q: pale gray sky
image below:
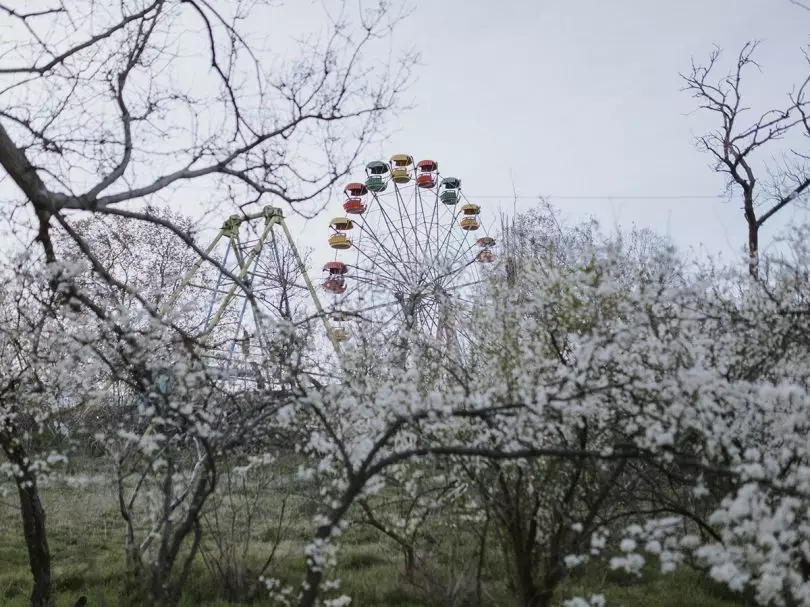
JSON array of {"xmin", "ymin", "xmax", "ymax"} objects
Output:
[
  {"xmin": 1, "ymin": 1, "xmax": 808, "ymax": 273},
  {"xmin": 289, "ymin": 0, "xmax": 810, "ymax": 267}
]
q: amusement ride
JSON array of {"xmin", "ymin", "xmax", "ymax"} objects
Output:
[
  {"xmin": 159, "ymin": 153, "xmax": 497, "ymax": 382},
  {"xmin": 320, "ymin": 154, "xmax": 496, "ymax": 356}
]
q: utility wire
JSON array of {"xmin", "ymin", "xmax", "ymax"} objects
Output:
[{"xmin": 467, "ymin": 194, "xmax": 725, "ymax": 200}]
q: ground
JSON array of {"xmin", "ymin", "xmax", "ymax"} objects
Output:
[{"xmin": 0, "ymin": 458, "xmax": 752, "ymax": 607}]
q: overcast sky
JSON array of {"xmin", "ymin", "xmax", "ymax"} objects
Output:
[
  {"xmin": 287, "ymin": 0, "xmax": 810, "ymax": 268},
  {"xmin": 1, "ymin": 1, "xmax": 808, "ymax": 274}
]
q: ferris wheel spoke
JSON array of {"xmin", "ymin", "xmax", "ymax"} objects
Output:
[
  {"xmin": 371, "ymin": 188, "xmax": 414, "ymax": 269},
  {"xmin": 348, "ymin": 270, "xmax": 403, "ymax": 295},
  {"xmin": 431, "ymin": 243, "xmax": 477, "ymax": 289},
  {"xmin": 428, "ymin": 200, "xmax": 467, "ymax": 282},
  {"xmin": 466, "ymin": 254, "xmax": 485, "ymax": 295},
  {"xmin": 366, "ymin": 190, "xmax": 418, "ymax": 283},
  {"xmin": 417, "ymin": 303, "xmax": 440, "ymax": 342},
  {"xmin": 414, "ymin": 185, "xmax": 440, "ymax": 272},
  {"xmin": 413, "ymin": 182, "xmax": 432, "ymax": 263},
  {"xmin": 349, "ymin": 212, "xmax": 385, "ymax": 296},
  {"xmin": 392, "ymin": 183, "xmax": 423, "ymax": 269},
  {"xmin": 360, "ymin": 201, "xmax": 401, "ymax": 264},
  {"xmin": 441, "ymin": 278, "xmax": 485, "ymax": 297},
  {"xmin": 399, "ymin": 260, "xmax": 481, "ymax": 307},
  {"xmin": 352, "ymin": 221, "xmax": 412, "ymax": 287},
  {"xmin": 350, "ymin": 258, "xmax": 411, "ymax": 308},
  {"xmin": 436, "ymin": 193, "xmax": 467, "ymax": 251},
  {"xmin": 350, "ymin": 265, "xmax": 403, "ymax": 286},
  {"xmin": 355, "ymin": 212, "xmax": 409, "ymax": 272},
  {"xmin": 351, "ymin": 296, "xmax": 409, "ymax": 317},
  {"xmin": 426, "ymin": 183, "xmax": 442, "ymax": 266},
  {"xmin": 441, "ymin": 229, "xmax": 482, "ymax": 285}
]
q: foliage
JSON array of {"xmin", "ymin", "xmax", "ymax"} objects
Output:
[
  {"xmin": 9, "ymin": 193, "xmax": 810, "ymax": 605},
  {"xmin": 2, "ymin": 3, "xmax": 810, "ymax": 607}
]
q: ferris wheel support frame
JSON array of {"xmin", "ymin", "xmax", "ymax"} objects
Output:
[
  {"xmin": 160, "ymin": 205, "xmax": 342, "ymax": 356},
  {"xmin": 121, "ymin": 205, "xmax": 337, "ymax": 447}
]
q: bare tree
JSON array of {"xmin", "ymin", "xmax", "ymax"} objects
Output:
[
  {"xmin": 251, "ymin": 235, "xmax": 313, "ymax": 323},
  {"xmin": 0, "ymin": 270, "xmax": 55, "ymax": 607},
  {"xmin": 682, "ymin": 41, "xmax": 810, "ymax": 277},
  {"xmin": 53, "ymin": 209, "xmax": 206, "ymax": 311},
  {"xmin": 0, "ymin": 257, "xmax": 95, "ymax": 607},
  {"xmin": 0, "ymin": 0, "xmax": 411, "ymax": 257},
  {"xmin": 0, "ymin": 2, "xmax": 411, "ymax": 604}
]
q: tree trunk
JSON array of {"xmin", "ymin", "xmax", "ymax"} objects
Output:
[
  {"xmin": 515, "ymin": 566, "xmax": 543, "ymax": 607},
  {"xmin": 497, "ymin": 477, "xmax": 545, "ymax": 607},
  {"xmin": 19, "ymin": 479, "xmax": 52, "ymax": 607},
  {"xmin": 0, "ymin": 427, "xmax": 52, "ymax": 607},
  {"xmin": 743, "ymin": 189, "xmax": 759, "ymax": 279},
  {"xmin": 403, "ymin": 545, "xmax": 415, "ymax": 580}
]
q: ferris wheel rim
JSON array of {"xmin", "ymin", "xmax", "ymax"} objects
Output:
[{"xmin": 321, "ymin": 154, "xmax": 496, "ymax": 346}]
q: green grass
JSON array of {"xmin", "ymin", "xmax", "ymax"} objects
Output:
[
  {"xmin": 560, "ymin": 564, "xmax": 753, "ymax": 607},
  {"xmin": 0, "ymin": 475, "xmax": 751, "ymax": 607}
]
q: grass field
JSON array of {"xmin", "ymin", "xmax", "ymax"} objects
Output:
[{"xmin": 0, "ymin": 460, "xmax": 752, "ymax": 607}]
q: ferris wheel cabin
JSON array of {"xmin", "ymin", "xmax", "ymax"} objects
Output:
[
  {"xmin": 328, "ymin": 216, "xmax": 354, "ymax": 249},
  {"xmin": 323, "ymin": 261, "xmax": 348, "ymax": 275},
  {"xmin": 476, "ymin": 236, "xmax": 495, "ymax": 263},
  {"xmin": 328, "ymin": 234, "xmax": 351, "ymax": 249},
  {"xmin": 439, "ymin": 177, "xmax": 461, "ymax": 205},
  {"xmin": 416, "ymin": 159, "xmax": 438, "ymax": 189},
  {"xmin": 460, "ymin": 203, "xmax": 481, "ymax": 231},
  {"xmin": 322, "ymin": 275, "xmax": 346, "ymax": 294},
  {"xmin": 344, "ymin": 198, "xmax": 366, "ymax": 215},
  {"xmin": 389, "ymin": 154, "xmax": 413, "ymax": 184},
  {"xmin": 331, "ymin": 327, "xmax": 350, "ymax": 342},
  {"xmin": 330, "ymin": 216, "xmax": 354, "ymax": 231},
  {"xmin": 343, "ymin": 182, "xmax": 368, "ymax": 215},
  {"xmin": 365, "ymin": 161, "xmax": 389, "ymax": 192},
  {"xmin": 345, "ymin": 183, "xmax": 368, "ymax": 197},
  {"xmin": 322, "ymin": 261, "xmax": 348, "ymax": 294}
]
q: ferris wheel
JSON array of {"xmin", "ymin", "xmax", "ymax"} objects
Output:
[{"xmin": 320, "ymin": 154, "xmax": 496, "ymax": 355}]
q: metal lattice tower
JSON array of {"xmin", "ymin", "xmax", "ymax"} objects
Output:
[{"xmin": 160, "ymin": 206, "xmax": 340, "ymax": 387}]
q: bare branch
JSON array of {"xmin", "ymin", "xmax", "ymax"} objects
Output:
[
  {"xmin": 683, "ymin": 40, "xmax": 810, "ymax": 277},
  {"xmin": 0, "ymin": 2, "xmax": 163, "ymax": 75}
]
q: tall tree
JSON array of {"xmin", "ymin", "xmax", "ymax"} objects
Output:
[
  {"xmin": 683, "ymin": 41, "xmax": 810, "ymax": 278},
  {"xmin": 0, "ymin": 2, "xmax": 411, "ymax": 604}
]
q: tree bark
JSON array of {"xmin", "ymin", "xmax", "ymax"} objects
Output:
[
  {"xmin": 0, "ymin": 426, "xmax": 52, "ymax": 607},
  {"xmin": 496, "ymin": 474, "xmax": 546, "ymax": 607},
  {"xmin": 743, "ymin": 189, "xmax": 759, "ymax": 279},
  {"xmin": 19, "ymin": 477, "xmax": 52, "ymax": 607}
]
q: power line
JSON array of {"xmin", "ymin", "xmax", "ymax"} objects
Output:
[{"xmin": 467, "ymin": 194, "xmax": 725, "ymax": 200}]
